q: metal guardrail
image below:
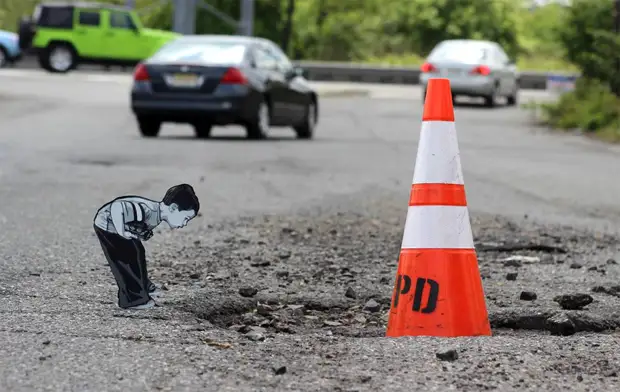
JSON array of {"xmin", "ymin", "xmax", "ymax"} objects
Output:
[
  {"xmin": 11, "ymin": 55, "xmax": 578, "ymax": 91},
  {"xmin": 292, "ymin": 61, "xmax": 580, "ymax": 91}
]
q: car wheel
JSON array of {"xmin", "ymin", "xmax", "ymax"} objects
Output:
[
  {"xmin": 193, "ymin": 122, "xmax": 213, "ymax": 139},
  {"xmin": 294, "ymin": 101, "xmax": 317, "ymax": 139},
  {"xmin": 246, "ymin": 100, "xmax": 269, "ymax": 140},
  {"xmin": 0, "ymin": 47, "xmax": 7, "ymax": 68},
  {"xmin": 137, "ymin": 117, "xmax": 161, "ymax": 138},
  {"xmin": 41, "ymin": 43, "xmax": 77, "ymax": 73},
  {"xmin": 506, "ymin": 88, "xmax": 518, "ymax": 106},
  {"xmin": 483, "ymin": 87, "xmax": 498, "ymax": 108}
]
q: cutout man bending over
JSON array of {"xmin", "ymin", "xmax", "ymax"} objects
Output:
[{"xmin": 93, "ymin": 184, "xmax": 200, "ymax": 310}]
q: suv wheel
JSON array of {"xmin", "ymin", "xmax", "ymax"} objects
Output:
[
  {"xmin": 137, "ymin": 117, "xmax": 161, "ymax": 138},
  {"xmin": 41, "ymin": 43, "xmax": 76, "ymax": 73},
  {"xmin": 246, "ymin": 100, "xmax": 269, "ymax": 140}
]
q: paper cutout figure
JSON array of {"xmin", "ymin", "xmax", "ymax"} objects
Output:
[{"xmin": 93, "ymin": 184, "xmax": 200, "ymax": 310}]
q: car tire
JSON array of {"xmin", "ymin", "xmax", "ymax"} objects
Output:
[
  {"xmin": 0, "ymin": 46, "xmax": 7, "ymax": 68},
  {"xmin": 246, "ymin": 99, "xmax": 270, "ymax": 140},
  {"xmin": 294, "ymin": 100, "xmax": 317, "ymax": 139},
  {"xmin": 18, "ymin": 17, "xmax": 35, "ymax": 50},
  {"xmin": 40, "ymin": 43, "xmax": 77, "ymax": 73},
  {"xmin": 193, "ymin": 122, "xmax": 213, "ymax": 139},
  {"xmin": 483, "ymin": 88, "xmax": 498, "ymax": 108},
  {"xmin": 137, "ymin": 117, "xmax": 161, "ymax": 138},
  {"xmin": 506, "ymin": 89, "xmax": 518, "ymax": 106}
]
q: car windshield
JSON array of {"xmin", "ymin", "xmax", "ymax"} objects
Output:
[
  {"xmin": 428, "ymin": 42, "xmax": 490, "ymax": 63},
  {"xmin": 151, "ymin": 40, "xmax": 247, "ymax": 65}
]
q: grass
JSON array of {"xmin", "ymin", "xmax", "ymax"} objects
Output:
[{"xmin": 525, "ymin": 79, "xmax": 620, "ymax": 143}]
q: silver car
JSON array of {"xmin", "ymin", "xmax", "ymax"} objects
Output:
[{"xmin": 419, "ymin": 39, "xmax": 519, "ymax": 107}]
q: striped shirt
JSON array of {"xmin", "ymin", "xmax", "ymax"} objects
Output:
[{"xmin": 94, "ymin": 196, "xmax": 161, "ymax": 236}]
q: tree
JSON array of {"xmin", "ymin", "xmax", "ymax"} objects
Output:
[{"xmin": 559, "ymin": 0, "xmax": 620, "ymax": 95}]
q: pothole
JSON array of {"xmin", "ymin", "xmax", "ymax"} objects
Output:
[{"xmin": 181, "ymin": 291, "xmax": 389, "ymax": 339}]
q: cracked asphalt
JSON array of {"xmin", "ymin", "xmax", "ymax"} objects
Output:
[{"xmin": 1, "ymin": 69, "xmax": 620, "ymax": 392}]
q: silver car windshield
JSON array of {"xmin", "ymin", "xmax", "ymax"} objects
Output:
[
  {"xmin": 151, "ymin": 40, "xmax": 247, "ymax": 65},
  {"xmin": 428, "ymin": 42, "xmax": 491, "ymax": 63}
]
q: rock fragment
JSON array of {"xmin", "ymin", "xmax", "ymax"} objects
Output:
[
  {"xmin": 436, "ymin": 348, "xmax": 458, "ymax": 361},
  {"xmin": 546, "ymin": 313, "xmax": 576, "ymax": 336},
  {"xmin": 363, "ymin": 299, "xmax": 381, "ymax": 313},
  {"xmin": 273, "ymin": 366, "xmax": 287, "ymax": 375},
  {"xmin": 553, "ymin": 293, "xmax": 593, "ymax": 310},
  {"xmin": 520, "ymin": 291, "xmax": 537, "ymax": 301},
  {"xmin": 506, "ymin": 272, "xmax": 518, "ymax": 281},
  {"xmin": 239, "ymin": 287, "xmax": 258, "ymax": 298}
]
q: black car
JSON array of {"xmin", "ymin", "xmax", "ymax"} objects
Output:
[{"xmin": 130, "ymin": 35, "xmax": 319, "ymax": 140}]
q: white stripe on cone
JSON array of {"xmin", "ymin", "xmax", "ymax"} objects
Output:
[
  {"xmin": 401, "ymin": 206, "xmax": 475, "ymax": 249},
  {"xmin": 412, "ymin": 121, "xmax": 464, "ymax": 185}
]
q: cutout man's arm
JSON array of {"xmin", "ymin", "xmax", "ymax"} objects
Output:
[{"xmin": 110, "ymin": 201, "xmax": 137, "ymax": 240}]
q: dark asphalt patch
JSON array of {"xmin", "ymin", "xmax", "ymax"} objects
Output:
[{"xmin": 147, "ymin": 203, "xmax": 620, "ymax": 341}]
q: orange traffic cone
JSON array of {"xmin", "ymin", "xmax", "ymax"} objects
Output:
[{"xmin": 386, "ymin": 79, "xmax": 491, "ymax": 338}]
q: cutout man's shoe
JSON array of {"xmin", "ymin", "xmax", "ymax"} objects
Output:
[{"xmin": 125, "ymin": 299, "xmax": 156, "ymax": 310}]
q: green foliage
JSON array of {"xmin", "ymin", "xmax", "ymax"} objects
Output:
[
  {"xmin": 0, "ymin": 0, "xmax": 574, "ymax": 70},
  {"xmin": 539, "ymin": 78, "xmax": 620, "ymax": 141},
  {"xmin": 558, "ymin": 0, "xmax": 620, "ymax": 93},
  {"xmin": 538, "ymin": 0, "xmax": 620, "ymax": 140}
]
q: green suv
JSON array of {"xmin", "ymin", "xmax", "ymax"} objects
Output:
[{"xmin": 18, "ymin": 2, "xmax": 180, "ymax": 73}]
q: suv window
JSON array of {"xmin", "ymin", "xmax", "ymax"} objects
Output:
[
  {"xmin": 110, "ymin": 11, "xmax": 135, "ymax": 29},
  {"xmin": 78, "ymin": 11, "xmax": 101, "ymax": 27},
  {"xmin": 36, "ymin": 6, "xmax": 74, "ymax": 29}
]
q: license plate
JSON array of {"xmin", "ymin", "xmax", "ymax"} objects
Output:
[
  {"xmin": 165, "ymin": 73, "xmax": 203, "ymax": 88},
  {"xmin": 441, "ymin": 68, "xmax": 462, "ymax": 76}
]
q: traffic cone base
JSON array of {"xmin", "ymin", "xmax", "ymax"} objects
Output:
[
  {"xmin": 386, "ymin": 78, "xmax": 491, "ymax": 338},
  {"xmin": 386, "ymin": 249, "xmax": 491, "ymax": 337}
]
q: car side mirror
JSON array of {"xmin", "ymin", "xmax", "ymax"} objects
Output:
[{"xmin": 287, "ymin": 66, "xmax": 304, "ymax": 79}]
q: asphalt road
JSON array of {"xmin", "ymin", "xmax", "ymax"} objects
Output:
[{"xmin": 0, "ymin": 69, "xmax": 619, "ymax": 392}]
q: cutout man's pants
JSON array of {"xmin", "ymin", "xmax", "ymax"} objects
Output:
[{"xmin": 94, "ymin": 225, "xmax": 154, "ymax": 308}]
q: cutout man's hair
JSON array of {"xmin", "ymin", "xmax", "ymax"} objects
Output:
[{"xmin": 162, "ymin": 184, "xmax": 200, "ymax": 213}]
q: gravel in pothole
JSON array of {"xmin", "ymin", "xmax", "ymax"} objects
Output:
[{"xmin": 146, "ymin": 208, "xmax": 620, "ymax": 340}]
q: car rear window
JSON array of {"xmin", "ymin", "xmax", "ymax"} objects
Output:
[
  {"xmin": 428, "ymin": 42, "xmax": 490, "ymax": 63},
  {"xmin": 151, "ymin": 41, "xmax": 247, "ymax": 65}
]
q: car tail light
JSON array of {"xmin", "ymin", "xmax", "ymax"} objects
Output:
[
  {"xmin": 470, "ymin": 65, "xmax": 491, "ymax": 76},
  {"xmin": 220, "ymin": 67, "xmax": 248, "ymax": 85},
  {"xmin": 133, "ymin": 63, "xmax": 150, "ymax": 81},
  {"xmin": 420, "ymin": 62, "xmax": 437, "ymax": 73}
]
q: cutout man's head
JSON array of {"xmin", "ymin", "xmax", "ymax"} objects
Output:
[{"xmin": 160, "ymin": 184, "xmax": 200, "ymax": 229}]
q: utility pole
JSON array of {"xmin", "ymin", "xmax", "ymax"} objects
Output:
[
  {"xmin": 239, "ymin": 0, "xmax": 255, "ymax": 36},
  {"xmin": 173, "ymin": 0, "xmax": 197, "ymax": 35}
]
